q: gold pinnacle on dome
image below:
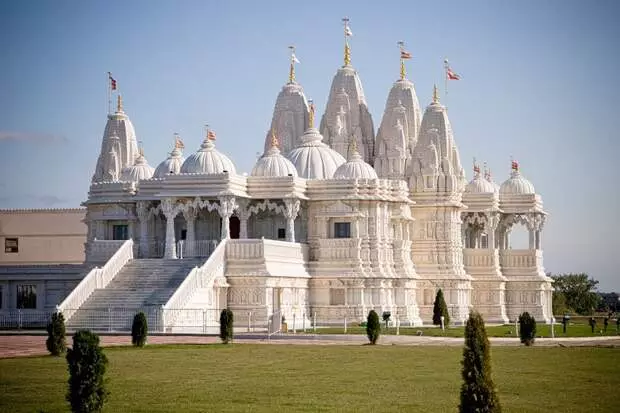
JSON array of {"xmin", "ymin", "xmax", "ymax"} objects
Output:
[
  {"xmin": 351, "ymin": 138, "xmax": 358, "ymax": 153},
  {"xmin": 288, "ymin": 45, "xmax": 296, "ymax": 83},
  {"xmin": 398, "ymin": 41, "xmax": 406, "ymax": 80},
  {"xmin": 343, "ymin": 17, "xmax": 351, "ymax": 66},
  {"xmin": 308, "ymin": 99, "xmax": 315, "ymax": 129},
  {"xmin": 432, "ymin": 84, "xmax": 440, "ymax": 103},
  {"xmin": 117, "ymin": 94, "xmax": 123, "ymax": 112},
  {"xmin": 174, "ymin": 133, "xmax": 184, "ymax": 149},
  {"xmin": 270, "ymin": 129, "xmax": 279, "ymax": 148}
]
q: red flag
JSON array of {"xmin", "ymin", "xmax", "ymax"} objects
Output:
[
  {"xmin": 447, "ymin": 68, "xmax": 460, "ymax": 80},
  {"xmin": 400, "ymin": 50, "xmax": 412, "ymax": 59},
  {"xmin": 511, "ymin": 160, "xmax": 519, "ymax": 171},
  {"xmin": 207, "ymin": 130, "xmax": 216, "ymax": 140},
  {"xmin": 108, "ymin": 73, "xmax": 117, "ymax": 90}
]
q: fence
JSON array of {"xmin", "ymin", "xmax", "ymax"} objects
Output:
[
  {"xmin": 138, "ymin": 240, "xmax": 219, "ymax": 259},
  {"xmin": 0, "ymin": 310, "xmax": 55, "ymax": 330}
]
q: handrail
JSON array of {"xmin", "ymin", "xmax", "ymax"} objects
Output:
[
  {"xmin": 58, "ymin": 239, "xmax": 134, "ymax": 321},
  {"xmin": 162, "ymin": 240, "xmax": 227, "ymax": 329}
]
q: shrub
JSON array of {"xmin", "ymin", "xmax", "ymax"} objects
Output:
[
  {"xmin": 219, "ymin": 309, "xmax": 234, "ymax": 344},
  {"xmin": 382, "ymin": 311, "xmax": 391, "ymax": 329},
  {"xmin": 518, "ymin": 312, "xmax": 537, "ymax": 346},
  {"xmin": 66, "ymin": 330, "xmax": 108, "ymax": 413},
  {"xmin": 432, "ymin": 289, "xmax": 450, "ymax": 326},
  {"xmin": 366, "ymin": 310, "xmax": 381, "ymax": 345},
  {"xmin": 459, "ymin": 311, "xmax": 501, "ymax": 413},
  {"xmin": 46, "ymin": 311, "xmax": 66, "ymax": 356},
  {"xmin": 131, "ymin": 312, "xmax": 148, "ymax": 347}
]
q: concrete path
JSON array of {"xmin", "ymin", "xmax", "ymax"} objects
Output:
[{"xmin": 1, "ymin": 333, "xmax": 618, "ymax": 359}]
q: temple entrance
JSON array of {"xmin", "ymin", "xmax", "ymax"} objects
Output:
[{"xmin": 229, "ymin": 216, "xmax": 240, "ymax": 239}]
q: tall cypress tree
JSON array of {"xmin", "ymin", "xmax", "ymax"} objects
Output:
[
  {"xmin": 66, "ymin": 330, "xmax": 108, "ymax": 413},
  {"xmin": 432, "ymin": 289, "xmax": 450, "ymax": 326},
  {"xmin": 459, "ymin": 311, "xmax": 501, "ymax": 413}
]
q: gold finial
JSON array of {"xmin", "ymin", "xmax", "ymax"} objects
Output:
[
  {"xmin": 288, "ymin": 45, "xmax": 299, "ymax": 84},
  {"xmin": 308, "ymin": 99, "xmax": 315, "ymax": 129},
  {"xmin": 343, "ymin": 17, "xmax": 352, "ymax": 66},
  {"xmin": 398, "ymin": 41, "xmax": 408, "ymax": 80},
  {"xmin": 432, "ymin": 84, "xmax": 440, "ymax": 103},
  {"xmin": 270, "ymin": 129, "xmax": 279, "ymax": 148},
  {"xmin": 351, "ymin": 138, "xmax": 358, "ymax": 154},
  {"xmin": 117, "ymin": 94, "xmax": 123, "ymax": 112},
  {"xmin": 174, "ymin": 133, "xmax": 185, "ymax": 149}
]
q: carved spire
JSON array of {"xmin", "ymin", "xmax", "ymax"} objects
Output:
[{"xmin": 343, "ymin": 17, "xmax": 352, "ymax": 67}]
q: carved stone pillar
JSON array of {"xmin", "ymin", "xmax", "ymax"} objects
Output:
[
  {"xmin": 183, "ymin": 207, "xmax": 197, "ymax": 257},
  {"xmin": 236, "ymin": 198, "xmax": 251, "ymax": 239},
  {"xmin": 283, "ymin": 198, "xmax": 300, "ymax": 242},
  {"xmin": 161, "ymin": 198, "xmax": 178, "ymax": 259},
  {"xmin": 137, "ymin": 201, "xmax": 150, "ymax": 257},
  {"xmin": 487, "ymin": 213, "xmax": 499, "ymax": 250},
  {"xmin": 218, "ymin": 195, "xmax": 237, "ymax": 240}
]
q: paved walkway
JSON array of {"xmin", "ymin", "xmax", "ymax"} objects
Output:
[{"xmin": 1, "ymin": 333, "xmax": 618, "ymax": 359}]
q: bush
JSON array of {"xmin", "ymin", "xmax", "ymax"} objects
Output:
[
  {"xmin": 46, "ymin": 311, "xmax": 66, "ymax": 356},
  {"xmin": 66, "ymin": 330, "xmax": 108, "ymax": 413},
  {"xmin": 366, "ymin": 310, "xmax": 381, "ymax": 345},
  {"xmin": 131, "ymin": 312, "xmax": 148, "ymax": 347},
  {"xmin": 219, "ymin": 309, "xmax": 234, "ymax": 344},
  {"xmin": 432, "ymin": 289, "xmax": 450, "ymax": 326},
  {"xmin": 382, "ymin": 311, "xmax": 391, "ymax": 329},
  {"xmin": 459, "ymin": 311, "xmax": 501, "ymax": 413},
  {"xmin": 518, "ymin": 312, "xmax": 537, "ymax": 346}
]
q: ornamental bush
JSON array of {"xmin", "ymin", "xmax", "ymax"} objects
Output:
[
  {"xmin": 219, "ymin": 309, "xmax": 234, "ymax": 344},
  {"xmin": 432, "ymin": 289, "xmax": 450, "ymax": 326},
  {"xmin": 131, "ymin": 312, "xmax": 148, "ymax": 347},
  {"xmin": 518, "ymin": 312, "xmax": 537, "ymax": 346},
  {"xmin": 366, "ymin": 310, "xmax": 380, "ymax": 345},
  {"xmin": 459, "ymin": 311, "xmax": 502, "ymax": 413},
  {"xmin": 66, "ymin": 330, "xmax": 108, "ymax": 413},
  {"xmin": 46, "ymin": 311, "xmax": 66, "ymax": 356}
]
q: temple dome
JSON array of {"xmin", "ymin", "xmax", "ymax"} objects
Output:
[
  {"xmin": 465, "ymin": 175, "xmax": 496, "ymax": 194},
  {"xmin": 120, "ymin": 153, "xmax": 154, "ymax": 182},
  {"xmin": 154, "ymin": 147, "xmax": 185, "ymax": 178},
  {"xmin": 500, "ymin": 170, "xmax": 535, "ymax": 195},
  {"xmin": 287, "ymin": 128, "xmax": 346, "ymax": 179},
  {"xmin": 333, "ymin": 147, "xmax": 378, "ymax": 179},
  {"xmin": 180, "ymin": 138, "xmax": 236, "ymax": 175},
  {"xmin": 252, "ymin": 145, "xmax": 298, "ymax": 177}
]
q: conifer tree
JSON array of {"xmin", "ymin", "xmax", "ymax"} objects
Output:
[
  {"xmin": 219, "ymin": 309, "xmax": 234, "ymax": 344},
  {"xmin": 518, "ymin": 312, "xmax": 537, "ymax": 346},
  {"xmin": 66, "ymin": 330, "xmax": 108, "ymax": 413},
  {"xmin": 459, "ymin": 311, "xmax": 501, "ymax": 413},
  {"xmin": 131, "ymin": 312, "xmax": 148, "ymax": 347},
  {"xmin": 46, "ymin": 311, "xmax": 66, "ymax": 356},
  {"xmin": 432, "ymin": 289, "xmax": 450, "ymax": 326},
  {"xmin": 366, "ymin": 310, "xmax": 381, "ymax": 344}
]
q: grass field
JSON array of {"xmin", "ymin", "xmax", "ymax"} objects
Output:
[
  {"xmin": 0, "ymin": 344, "xmax": 618, "ymax": 412},
  {"xmin": 311, "ymin": 323, "xmax": 620, "ymax": 337}
]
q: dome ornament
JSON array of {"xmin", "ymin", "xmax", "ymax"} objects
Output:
[
  {"xmin": 116, "ymin": 94, "xmax": 123, "ymax": 112},
  {"xmin": 174, "ymin": 133, "xmax": 185, "ymax": 150},
  {"xmin": 342, "ymin": 17, "xmax": 353, "ymax": 67},
  {"xmin": 398, "ymin": 41, "xmax": 412, "ymax": 80},
  {"xmin": 270, "ymin": 129, "xmax": 279, "ymax": 149},
  {"xmin": 288, "ymin": 45, "xmax": 300, "ymax": 84},
  {"xmin": 473, "ymin": 157, "xmax": 480, "ymax": 177},
  {"xmin": 432, "ymin": 84, "xmax": 440, "ymax": 104},
  {"xmin": 308, "ymin": 99, "xmax": 316, "ymax": 129}
]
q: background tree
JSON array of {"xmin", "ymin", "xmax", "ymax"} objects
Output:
[
  {"xmin": 46, "ymin": 311, "xmax": 66, "ymax": 356},
  {"xmin": 66, "ymin": 330, "xmax": 108, "ymax": 413},
  {"xmin": 432, "ymin": 289, "xmax": 450, "ymax": 326},
  {"xmin": 366, "ymin": 310, "xmax": 380, "ymax": 345},
  {"xmin": 518, "ymin": 312, "xmax": 537, "ymax": 346},
  {"xmin": 459, "ymin": 311, "xmax": 501, "ymax": 413},
  {"xmin": 219, "ymin": 309, "xmax": 234, "ymax": 344},
  {"xmin": 131, "ymin": 312, "xmax": 148, "ymax": 347},
  {"xmin": 550, "ymin": 273, "xmax": 601, "ymax": 315}
]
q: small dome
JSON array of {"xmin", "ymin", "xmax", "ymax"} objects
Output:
[
  {"xmin": 120, "ymin": 154, "xmax": 154, "ymax": 182},
  {"xmin": 500, "ymin": 170, "xmax": 535, "ymax": 195},
  {"xmin": 252, "ymin": 143, "xmax": 297, "ymax": 177},
  {"xmin": 333, "ymin": 146, "xmax": 378, "ymax": 179},
  {"xmin": 465, "ymin": 175, "xmax": 496, "ymax": 194},
  {"xmin": 154, "ymin": 147, "xmax": 185, "ymax": 178},
  {"xmin": 287, "ymin": 128, "xmax": 346, "ymax": 179},
  {"xmin": 180, "ymin": 138, "xmax": 236, "ymax": 175}
]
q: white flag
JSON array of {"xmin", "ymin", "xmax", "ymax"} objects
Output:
[
  {"xmin": 292, "ymin": 53, "xmax": 300, "ymax": 64},
  {"xmin": 345, "ymin": 26, "xmax": 353, "ymax": 37}
]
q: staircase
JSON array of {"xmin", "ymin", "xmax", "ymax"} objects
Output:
[{"xmin": 66, "ymin": 258, "xmax": 202, "ymax": 332}]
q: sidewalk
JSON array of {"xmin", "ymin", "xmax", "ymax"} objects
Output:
[{"xmin": 1, "ymin": 333, "xmax": 618, "ymax": 359}]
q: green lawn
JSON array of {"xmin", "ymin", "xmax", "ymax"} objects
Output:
[
  {"xmin": 310, "ymin": 323, "xmax": 620, "ymax": 338},
  {"xmin": 1, "ymin": 345, "xmax": 618, "ymax": 412}
]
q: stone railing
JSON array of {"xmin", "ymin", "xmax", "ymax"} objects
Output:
[
  {"xmin": 177, "ymin": 239, "xmax": 219, "ymax": 258},
  {"xmin": 86, "ymin": 240, "xmax": 127, "ymax": 263},
  {"xmin": 162, "ymin": 240, "xmax": 227, "ymax": 329},
  {"xmin": 463, "ymin": 248, "xmax": 498, "ymax": 268},
  {"xmin": 59, "ymin": 239, "xmax": 134, "ymax": 321},
  {"xmin": 499, "ymin": 249, "xmax": 543, "ymax": 269},
  {"xmin": 225, "ymin": 239, "xmax": 264, "ymax": 260},
  {"xmin": 316, "ymin": 238, "xmax": 362, "ymax": 261}
]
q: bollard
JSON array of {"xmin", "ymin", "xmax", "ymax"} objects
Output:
[
  {"xmin": 396, "ymin": 316, "xmax": 400, "ymax": 335},
  {"xmin": 550, "ymin": 317, "xmax": 555, "ymax": 339},
  {"xmin": 440, "ymin": 315, "xmax": 445, "ymax": 332},
  {"xmin": 515, "ymin": 319, "xmax": 519, "ymax": 337},
  {"xmin": 344, "ymin": 316, "xmax": 348, "ymax": 334},
  {"xmin": 293, "ymin": 313, "xmax": 296, "ymax": 335},
  {"xmin": 303, "ymin": 312, "xmax": 306, "ymax": 333},
  {"xmin": 313, "ymin": 312, "xmax": 317, "ymax": 333},
  {"xmin": 248, "ymin": 312, "xmax": 252, "ymax": 333}
]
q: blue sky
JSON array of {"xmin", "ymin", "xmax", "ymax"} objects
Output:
[{"xmin": 0, "ymin": 0, "xmax": 619, "ymax": 290}]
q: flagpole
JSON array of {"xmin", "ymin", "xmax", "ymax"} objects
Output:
[
  {"xmin": 444, "ymin": 58, "xmax": 449, "ymax": 97},
  {"xmin": 107, "ymin": 72, "xmax": 112, "ymax": 114}
]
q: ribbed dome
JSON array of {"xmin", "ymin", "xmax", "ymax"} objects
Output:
[
  {"xmin": 465, "ymin": 174, "xmax": 496, "ymax": 194},
  {"xmin": 333, "ymin": 148, "xmax": 378, "ymax": 179},
  {"xmin": 287, "ymin": 128, "xmax": 346, "ymax": 179},
  {"xmin": 154, "ymin": 147, "xmax": 185, "ymax": 178},
  {"xmin": 252, "ymin": 145, "xmax": 298, "ymax": 177},
  {"xmin": 500, "ymin": 171, "xmax": 535, "ymax": 195},
  {"xmin": 120, "ymin": 154, "xmax": 155, "ymax": 182},
  {"xmin": 180, "ymin": 138, "xmax": 236, "ymax": 175}
]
